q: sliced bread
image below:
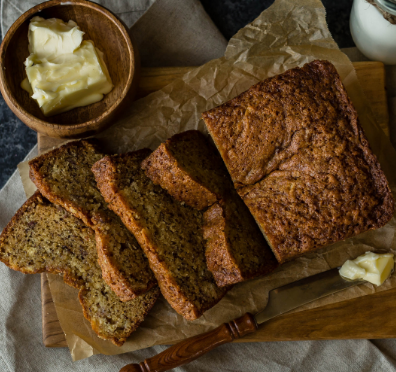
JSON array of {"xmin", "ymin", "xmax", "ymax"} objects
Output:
[
  {"xmin": 92, "ymin": 150, "xmax": 227, "ymax": 320},
  {"xmin": 143, "ymin": 130, "xmax": 279, "ymax": 287},
  {"xmin": 203, "ymin": 189, "xmax": 279, "ymax": 287},
  {"xmin": 141, "ymin": 130, "xmax": 230, "ymax": 210},
  {"xmin": 0, "ymin": 192, "xmax": 160, "ymax": 346},
  {"xmin": 29, "ymin": 140, "xmax": 156, "ymax": 301}
]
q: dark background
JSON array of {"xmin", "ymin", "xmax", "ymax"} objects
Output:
[{"xmin": 0, "ymin": 0, "xmax": 355, "ymax": 189}]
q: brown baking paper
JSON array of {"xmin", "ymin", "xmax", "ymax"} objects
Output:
[{"xmin": 21, "ymin": 0, "xmax": 396, "ymax": 361}]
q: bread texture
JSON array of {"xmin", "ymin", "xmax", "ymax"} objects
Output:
[
  {"xmin": 203, "ymin": 60, "xmax": 394, "ymax": 263},
  {"xmin": 29, "ymin": 140, "xmax": 156, "ymax": 300},
  {"xmin": 0, "ymin": 192, "xmax": 160, "ymax": 346},
  {"xmin": 143, "ymin": 130, "xmax": 278, "ymax": 286},
  {"xmin": 92, "ymin": 150, "xmax": 227, "ymax": 320},
  {"xmin": 142, "ymin": 131, "xmax": 230, "ymax": 210},
  {"xmin": 203, "ymin": 189, "xmax": 278, "ymax": 286}
]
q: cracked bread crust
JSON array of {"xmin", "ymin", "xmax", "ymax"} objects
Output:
[
  {"xmin": 238, "ymin": 132, "xmax": 395, "ymax": 263},
  {"xmin": 142, "ymin": 130, "xmax": 230, "ymax": 210},
  {"xmin": 202, "ymin": 60, "xmax": 385, "ymax": 189},
  {"xmin": 0, "ymin": 192, "xmax": 160, "ymax": 346},
  {"xmin": 92, "ymin": 150, "xmax": 227, "ymax": 320},
  {"xmin": 202, "ymin": 60, "xmax": 394, "ymax": 263},
  {"xmin": 28, "ymin": 140, "xmax": 156, "ymax": 301},
  {"xmin": 203, "ymin": 190, "xmax": 279, "ymax": 286}
]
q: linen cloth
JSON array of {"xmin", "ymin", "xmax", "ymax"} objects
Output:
[{"xmin": 0, "ymin": 0, "xmax": 396, "ymax": 371}]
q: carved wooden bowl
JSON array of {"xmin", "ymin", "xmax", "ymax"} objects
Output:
[{"xmin": 0, "ymin": 0, "xmax": 139, "ymax": 138}]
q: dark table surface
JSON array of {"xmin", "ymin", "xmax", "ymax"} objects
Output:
[{"xmin": 0, "ymin": 0, "xmax": 355, "ymax": 189}]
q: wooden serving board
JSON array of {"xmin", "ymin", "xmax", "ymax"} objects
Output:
[{"xmin": 39, "ymin": 61, "xmax": 393, "ymax": 348}]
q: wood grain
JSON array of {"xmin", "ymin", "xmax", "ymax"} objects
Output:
[
  {"xmin": 39, "ymin": 61, "xmax": 392, "ymax": 348},
  {"xmin": 41, "ymin": 274, "xmax": 68, "ymax": 347},
  {"xmin": 244, "ymin": 286, "xmax": 396, "ymax": 341},
  {"xmin": 0, "ymin": 0, "xmax": 139, "ymax": 138},
  {"xmin": 354, "ymin": 62, "xmax": 389, "ymax": 136}
]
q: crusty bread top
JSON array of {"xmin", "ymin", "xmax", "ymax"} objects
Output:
[
  {"xmin": 28, "ymin": 140, "xmax": 156, "ymax": 300},
  {"xmin": 203, "ymin": 188, "xmax": 279, "ymax": 286},
  {"xmin": 238, "ymin": 139, "xmax": 395, "ymax": 263},
  {"xmin": 142, "ymin": 130, "xmax": 231, "ymax": 210},
  {"xmin": 0, "ymin": 192, "xmax": 159, "ymax": 346},
  {"xmin": 202, "ymin": 60, "xmax": 388, "ymax": 189}
]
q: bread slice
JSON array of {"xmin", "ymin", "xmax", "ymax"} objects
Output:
[
  {"xmin": 0, "ymin": 192, "xmax": 160, "ymax": 346},
  {"xmin": 92, "ymin": 150, "xmax": 227, "ymax": 320},
  {"xmin": 141, "ymin": 130, "xmax": 230, "ymax": 210},
  {"xmin": 203, "ymin": 189, "xmax": 278, "ymax": 286},
  {"xmin": 203, "ymin": 60, "xmax": 394, "ymax": 263},
  {"xmin": 29, "ymin": 140, "xmax": 156, "ymax": 301}
]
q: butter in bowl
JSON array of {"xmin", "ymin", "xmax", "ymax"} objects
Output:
[
  {"xmin": 0, "ymin": 0, "xmax": 139, "ymax": 138},
  {"xmin": 21, "ymin": 16, "xmax": 113, "ymax": 117}
]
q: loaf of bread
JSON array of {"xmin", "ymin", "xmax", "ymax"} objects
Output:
[
  {"xmin": 142, "ymin": 130, "xmax": 230, "ymax": 210},
  {"xmin": 0, "ymin": 192, "xmax": 160, "ymax": 346},
  {"xmin": 29, "ymin": 140, "xmax": 156, "ymax": 300},
  {"xmin": 203, "ymin": 60, "xmax": 394, "ymax": 263},
  {"xmin": 143, "ymin": 130, "xmax": 278, "ymax": 286},
  {"xmin": 92, "ymin": 150, "xmax": 227, "ymax": 320}
]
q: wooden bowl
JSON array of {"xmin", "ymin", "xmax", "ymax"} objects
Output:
[{"xmin": 0, "ymin": 0, "xmax": 139, "ymax": 138}]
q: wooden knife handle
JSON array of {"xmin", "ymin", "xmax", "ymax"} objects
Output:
[{"xmin": 120, "ymin": 312, "xmax": 258, "ymax": 372}]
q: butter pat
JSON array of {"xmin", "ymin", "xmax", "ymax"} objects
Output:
[
  {"xmin": 339, "ymin": 252, "xmax": 394, "ymax": 286},
  {"xmin": 27, "ymin": 17, "xmax": 83, "ymax": 61},
  {"xmin": 22, "ymin": 17, "xmax": 113, "ymax": 116}
]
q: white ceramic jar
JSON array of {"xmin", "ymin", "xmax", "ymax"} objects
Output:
[{"xmin": 350, "ymin": 0, "xmax": 396, "ymax": 64}]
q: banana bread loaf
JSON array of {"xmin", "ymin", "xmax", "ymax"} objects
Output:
[
  {"xmin": 29, "ymin": 140, "xmax": 156, "ymax": 300},
  {"xmin": 92, "ymin": 150, "xmax": 227, "ymax": 320},
  {"xmin": 202, "ymin": 60, "xmax": 394, "ymax": 263},
  {"xmin": 141, "ymin": 130, "xmax": 230, "ymax": 210},
  {"xmin": 0, "ymin": 192, "xmax": 160, "ymax": 346}
]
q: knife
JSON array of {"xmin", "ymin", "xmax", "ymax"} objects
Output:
[{"xmin": 120, "ymin": 268, "xmax": 364, "ymax": 372}]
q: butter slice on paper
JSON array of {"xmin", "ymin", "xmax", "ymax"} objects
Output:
[
  {"xmin": 340, "ymin": 252, "xmax": 394, "ymax": 285},
  {"xmin": 22, "ymin": 17, "xmax": 113, "ymax": 116},
  {"xmin": 23, "ymin": 0, "xmax": 395, "ymax": 361}
]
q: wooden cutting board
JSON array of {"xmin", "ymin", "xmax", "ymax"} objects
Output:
[{"xmin": 39, "ymin": 61, "xmax": 393, "ymax": 348}]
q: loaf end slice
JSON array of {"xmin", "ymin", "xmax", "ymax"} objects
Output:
[
  {"xmin": 28, "ymin": 140, "xmax": 156, "ymax": 301},
  {"xmin": 142, "ymin": 130, "xmax": 231, "ymax": 210},
  {"xmin": 92, "ymin": 150, "xmax": 227, "ymax": 320},
  {"xmin": 28, "ymin": 140, "xmax": 105, "ymax": 227},
  {"xmin": 203, "ymin": 190, "xmax": 279, "ymax": 286},
  {"xmin": 0, "ymin": 192, "xmax": 160, "ymax": 346}
]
